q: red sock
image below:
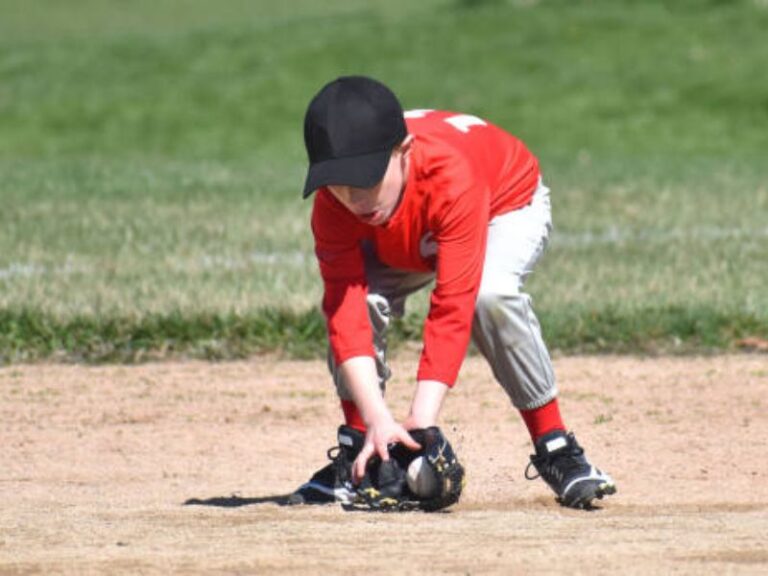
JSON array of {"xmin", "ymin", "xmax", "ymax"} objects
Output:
[
  {"xmin": 340, "ymin": 400, "xmax": 366, "ymax": 432},
  {"xmin": 520, "ymin": 398, "xmax": 566, "ymax": 442}
]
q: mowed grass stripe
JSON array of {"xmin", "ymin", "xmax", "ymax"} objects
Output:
[{"xmin": 1, "ymin": 0, "xmax": 767, "ymax": 360}]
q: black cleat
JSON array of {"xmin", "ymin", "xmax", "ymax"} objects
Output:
[
  {"xmin": 526, "ymin": 430, "xmax": 617, "ymax": 509},
  {"xmin": 288, "ymin": 426, "xmax": 364, "ymax": 505}
]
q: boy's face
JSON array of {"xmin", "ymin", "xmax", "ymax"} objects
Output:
[{"xmin": 327, "ymin": 136, "xmax": 413, "ymax": 227}]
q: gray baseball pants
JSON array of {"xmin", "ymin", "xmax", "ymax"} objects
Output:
[{"xmin": 329, "ymin": 179, "xmax": 557, "ymax": 411}]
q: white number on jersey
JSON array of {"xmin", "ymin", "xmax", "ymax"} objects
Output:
[
  {"xmin": 444, "ymin": 114, "xmax": 487, "ymax": 133},
  {"xmin": 403, "ymin": 110, "xmax": 488, "ymax": 133}
]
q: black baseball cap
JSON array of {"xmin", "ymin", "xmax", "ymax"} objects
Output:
[{"xmin": 302, "ymin": 76, "xmax": 407, "ymax": 198}]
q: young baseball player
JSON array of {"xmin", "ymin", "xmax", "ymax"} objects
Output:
[{"xmin": 290, "ymin": 76, "xmax": 616, "ymax": 509}]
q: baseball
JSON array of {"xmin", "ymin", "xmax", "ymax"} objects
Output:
[{"xmin": 406, "ymin": 456, "xmax": 440, "ymax": 498}]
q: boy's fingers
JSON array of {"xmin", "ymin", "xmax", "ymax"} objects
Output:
[
  {"xmin": 375, "ymin": 438, "xmax": 390, "ymax": 461},
  {"xmin": 353, "ymin": 426, "xmax": 420, "ymax": 484},
  {"xmin": 399, "ymin": 429, "xmax": 422, "ymax": 451},
  {"xmin": 353, "ymin": 445, "xmax": 373, "ymax": 484}
]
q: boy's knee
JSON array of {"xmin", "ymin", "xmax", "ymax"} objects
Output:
[
  {"xmin": 475, "ymin": 289, "xmax": 527, "ymax": 316},
  {"xmin": 474, "ymin": 291, "xmax": 538, "ymax": 343}
]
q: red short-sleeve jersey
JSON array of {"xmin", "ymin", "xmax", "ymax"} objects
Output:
[{"xmin": 311, "ymin": 110, "xmax": 540, "ymax": 386}]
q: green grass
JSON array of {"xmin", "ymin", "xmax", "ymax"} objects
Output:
[{"xmin": 1, "ymin": 0, "xmax": 767, "ymax": 362}]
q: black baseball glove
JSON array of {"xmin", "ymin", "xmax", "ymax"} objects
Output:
[{"xmin": 352, "ymin": 426, "xmax": 465, "ymax": 512}]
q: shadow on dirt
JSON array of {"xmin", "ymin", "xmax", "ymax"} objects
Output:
[{"xmin": 184, "ymin": 494, "xmax": 293, "ymax": 507}]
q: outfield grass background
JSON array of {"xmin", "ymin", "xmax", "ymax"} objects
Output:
[{"xmin": 1, "ymin": 0, "xmax": 766, "ymax": 361}]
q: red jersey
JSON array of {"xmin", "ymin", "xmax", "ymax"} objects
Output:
[{"xmin": 311, "ymin": 109, "xmax": 540, "ymax": 386}]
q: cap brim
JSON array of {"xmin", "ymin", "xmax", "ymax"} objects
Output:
[{"xmin": 302, "ymin": 149, "xmax": 391, "ymax": 198}]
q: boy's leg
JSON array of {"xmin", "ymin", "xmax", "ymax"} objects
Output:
[
  {"xmin": 471, "ymin": 179, "xmax": 557, "ymax": 413},
  {"xmin": 472, "ymin": 179, "xmax": 616, "ymax": 508},
  {"xmin": 291, "ymin": 242, "xmax": 433, "ymax": 504}
]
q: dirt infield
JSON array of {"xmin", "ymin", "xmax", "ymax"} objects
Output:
[{"xmin": 2, "ymin": 353, "xmax": 767, "ymax": 575}]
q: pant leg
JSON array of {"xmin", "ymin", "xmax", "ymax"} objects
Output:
[
  {"xmin": 471, "ymin": 179, "xmax": 558, "ymax": 410},
  {"xmin": 329, "ymin": 240, "xmax": 434, "ymax": 401}
]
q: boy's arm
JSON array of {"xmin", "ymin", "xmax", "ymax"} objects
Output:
[
  {"xmin": 312, "ymin": 192, "xmax": 377, "ymax": 364},
  {"xmin": 405, "ymin": 379, "xmax": 450, "ymax": 429},
  {"xmin": 338, "ymin": 356, "xmax": 420, "ymax": 482},
  {"xmin": 418, "ymin": 175, "xmax": 491, "ymax": 387}
]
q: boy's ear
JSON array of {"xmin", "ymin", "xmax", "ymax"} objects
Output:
[{"xmin": 399, "ymin": 134, "xmax": 414, "ymax": 155}]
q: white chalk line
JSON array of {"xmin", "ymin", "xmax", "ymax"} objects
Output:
[
  {"xmin": 551, "ymin": 225, "xmax": 768, "ymax": 248},
  {"xmin": 0, "ymin": 251, "xmax": 312, "ymax": 281},
  {"xmin": 0, "ymin": 259, "xmax": 90, "ymax": 281}
]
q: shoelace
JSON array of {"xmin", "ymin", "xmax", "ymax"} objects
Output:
[
  {"xmin": 326, "ymin": 445, "xmax": 357, "ymax": 485},
  {"xmin": 524, "ymin": 441, "xmax": 585, "ymax": 481}
]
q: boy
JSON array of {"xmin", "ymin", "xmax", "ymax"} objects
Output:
[{"xmin": 290, "ymin": 76, "xmax": 616, "ymax": 509}]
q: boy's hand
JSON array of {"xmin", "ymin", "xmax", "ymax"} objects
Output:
[
  {"xmin": 351, "ymin": 426, "xmax": 466, "ymax": 512},
  {"xmin": 352, "ymin": 417, "xmax": 421, "ymax": 484}
]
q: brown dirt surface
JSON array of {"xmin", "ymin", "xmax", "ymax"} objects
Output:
[{"xmin": 2, "ymin": 353, "xmax": 767, "ymax": 575}]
